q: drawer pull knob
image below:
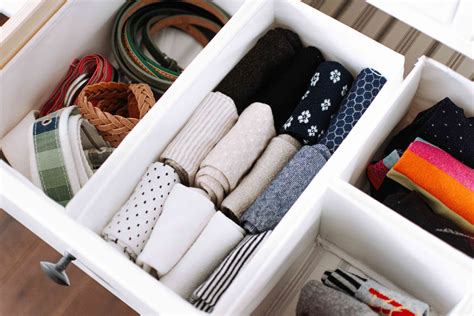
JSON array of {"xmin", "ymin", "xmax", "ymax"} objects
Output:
[{"xmin": 40, "ymin": 253, "xmax": 76, "ymax": 286}]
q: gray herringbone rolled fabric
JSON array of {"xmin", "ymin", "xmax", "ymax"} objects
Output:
[
  {"xmin": 160, "ymin": 92, "xmax": 238, "ymax": 186},
  {"xmin": 296, "ymin": 280, "xmax": 377, "ymax": 316},
  {"xmin": 240, "ymin": 144, "xmax": 331, "ymax": 233},
  {"xmin": 195, "ymin": 102, "xmax": 276, "ymax": 206},
  {"xmin": 221, "ymin": 134, "xmax": 301, "ymax": 218}
]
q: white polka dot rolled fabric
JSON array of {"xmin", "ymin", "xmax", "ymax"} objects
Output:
[
  {"xmin": 160, "ymin": 92, "xmax": 238, "ymax": 186},
  {"xmin": 102, "ymin": 162, "xmax": 180, "ymax": 260},
  {"xmin": 195, "ymin": 102, "xmax": 276, "ymax": 206},
  {"xmin": 136, "ymin": 184, "xmax": 215, "ymax": 277},
  {"xmin": 160, "ymin": 211, "xmax": 245, "ymax": 299},
  {"xmin": 221, "ymin": 134, "xmax": 301, "ymax": 219}
]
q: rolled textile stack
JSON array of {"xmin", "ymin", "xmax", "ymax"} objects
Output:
[
  {"xmin": 255, "ymin": 46, "xmax": 325, "ymax": 129},
  {"xmin": 240, "ymin": 144, "xmax": 331, "ymax": 234},
  {"xmin": 195, "ymin": 102, "xmax": 276, "ymax": 206},
  {"xmin": 160, "ymin": 92, "xmax": 238, "ymax": 186},
  {"xmin": 160, "ymin": 211, "xmax": 245, "ymax": 299},
  {"xmin": 319, "ymin": 68, "xmax": 387, "ymax": 153},
  {"xmin": 102, "ymin": 162, "xmax": 180, "ymax": 260},
  {"xmin": 282, "ymin": 61, "xmax": 354, "ymax": 144},
  {"xmin": 216, "ymin": 27, "xmax": 303, "ymax": 113},
  {"xmin": 136, "ymin": 184, "xmax": 215, "ymax": 277},
  {"xmin": 221, "ymin": 134, "xmax": 301, "ymax": 219}
]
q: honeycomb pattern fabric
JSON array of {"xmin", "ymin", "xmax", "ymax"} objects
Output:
[{"xmin": 319, "ymin": 68, "xmax": 387, "ymax": 153}]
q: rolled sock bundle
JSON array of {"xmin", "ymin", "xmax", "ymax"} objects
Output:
[
  {"xmin": 195, "ymin": 102, "xmax": 276, "ymax": 206},
  {"xmin": 385, "ymin": 97, "xmax": 474, "ymax": 167},
  {"xmin": 190, "ymin": 231, "xmax": 271, "ymax": 313},
  {"xmin": 367, "ymin": 149, "xmax": 403, "ymax": 190},
  {"xmin": 216, "ymin": 28, "xmax": 302, "ymax": 113},
  {"xmin": 136, "ymin": 184, "xmax": 214, "ymax": 277},
  {"xmin": 160, "ymin": 92, "xmax": 238, "ymax": 185},
  {"xmin": 255, "ymin": 47, "xmax": 325, "ymax": 129},
  {"xmin": 296, "ymin": 280, "xmax": 377, "ymax": 316},
  {"xmin": 1, "ymin": 110, "xmax": 39, "ymax": 179},
  {"xmin": 28, "ymin": 106, "xmax": 109, "ymax": 206},
  {"xmin": 387, "ymin": 138, "xmax": 474, "ymax": 233},
  {"xmin": 240, "ymin": 144, "xmax": 331, "ymax": 234},
  {"xmin": 160, "ymin": 211, "xmax": 245, "ymax": 299},
  {"xmin": 383, "ymin": 191, "xmax": 474, "ymax": 257},
  {"xmin": 322, "ymin": 269, "xmax": 430, "ymax": 316},
  {"xmin": 319, "ymin": 68, "xmax": 387, "ymax": 153},
  {"xmin": 102, "ymin": 162, "xmax": 180, "ymax": 260},
  {"xmin": 221, "ymin": 134, "xmax": 301, "ymax": 219},
  {"xmin": 282, "ymin": 61, "xmax": 354, "ymax": 144}
]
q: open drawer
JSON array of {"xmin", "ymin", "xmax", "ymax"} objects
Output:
[{"xmin": 0, "ymin": 0, "xmax": 404, "ymax": 314}]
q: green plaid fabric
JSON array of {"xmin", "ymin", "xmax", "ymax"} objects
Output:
[{"xmin": 32, "ymin": 108, "xmax": 76, "ymax": 206}]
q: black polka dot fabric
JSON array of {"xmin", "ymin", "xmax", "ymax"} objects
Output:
[
  {"xmin": 385, "ymin": 97, "xmax": 474, "ymax": 167},
  {"xmin": 102, "ymin": 162, "xmax": 180, "ymax": 260},
  {"xmin": 281, "ymin": 61, "xmax": 354, "ymax": 144}
]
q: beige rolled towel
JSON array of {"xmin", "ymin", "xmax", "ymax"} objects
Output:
[
  {"xmin": 160, "ymin": 92, "xmax": 238, "ymax": 186},
  {"xmin": 221, "ymin": 134, "xmax": 301, "ymax": 218},
  {"xmin": 195, "ymin": 102, "xmax": 276, "ymax": 206}
]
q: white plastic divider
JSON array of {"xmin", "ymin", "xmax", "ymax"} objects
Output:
[{"xmin": 253, "ymin": 179, "xmax": 472, "ymax": 315}]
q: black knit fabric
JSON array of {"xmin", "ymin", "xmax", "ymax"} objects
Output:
[
  {"xmin": 281, "ymin": 61, "xmax": 354, "ymax": 144},
  {"xmin": 254, "ymin": 46, "xmax": 325, "ymax": 129},
  {"xmin": 215, "ymin": 28, "xmax": 303, "ymax": 113},
  {"xmin": 385, "ymin": 97, "xmax": 474, "ymax": 167},
  {"xmin": 384, "ymin": 191, "xmax": 473, "ymax": 257}
]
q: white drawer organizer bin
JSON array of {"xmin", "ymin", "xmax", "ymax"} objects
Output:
[
  {"xmin": 253, "ymin": 57, "xmax": 473, "ymax": 315},
  {"xmin": 0, "ymin": 0, "xmax": 405, "ymax": 314}
]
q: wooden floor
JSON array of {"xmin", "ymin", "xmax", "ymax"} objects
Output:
[{"xmin": 0, "ymin": 209, "xmax": 137, "ymax": 316}]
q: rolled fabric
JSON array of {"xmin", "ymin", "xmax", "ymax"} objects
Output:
[
  {"xmin": 160, "ymin": 92, "xmax": 238, "ymax": 186},
  {"xmin": 101, "ymin": 162, "xmax": 180, "ymax": 260},
  {"xmin": 216, "ymin": 28, "xmax": 302, "ymax": 113},
  {"xmin": 28, "ymin": 106, "xmax": 109, "ymax": 206},
  {"xmin": 1, "ymin": 110, "xmax": 39, "ymax": 179},
  {"xmin": 240, "ymin": 144, "xmax": 331, "ymax": 234},
  {"xmin": 322, "ymin": 269, "xmax": 430, "ymax": 316},
  {"xmin": 190, "ymin": 231, "xmax": 271, "ymax": 313},
  {"xmin": 255, "ymin": 47, "xmax": 325, "ymax": 129},
  {"xmin": 385, "ymin": 97, "xmax": 474, "ymax": 168},
  {"xmin": 319, "ymin": 68, "xmax": 387, "ymax": 153},
  {"xmin": 195, "ymin": 102, "xmax": 276, "ymax": 206},
  {"xmin": 221, "ymin": 134, "xmax": 301, "ymax": 219},
  {"xmin": 296, "ymin": 280, "xmax": 377, "ymax": 316},
  {"xmin": 282, "ymin": 61, "xmax": 354, "ymax": 144},
  {"xmin": 383, "ymin": 191, "xmax": 473, "ymax": 257},
  {"xmin": 387, "ymin": 138, "xmax": 474, "ymax": 233},
  {"xmin": 160, "ymin": 211, "xmax": 245, "ymax": 299},
  {"xmin": 136, "ymin": 184, "xmax": 215, "ymax": 277},
  {"xmin": 367, "ymin": 149, "xmax": 403, "ymax": 191}
]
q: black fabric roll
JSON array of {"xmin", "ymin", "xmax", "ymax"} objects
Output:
[
  {"xmin": 215, "ymin": 28, "xmax": 303, "ymax": 113},
  {"xmin": 255, "ymin": 46, "xmax": 325, "ymax": 129}
]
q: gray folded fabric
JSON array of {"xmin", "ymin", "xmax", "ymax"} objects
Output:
[
  {"xmin": 195, "ymin": 102, "xmax": 276, "ymax": 206},
  {"xmin": 160, "ymin": 92, "xmax": 238, "ymax": 186},
  {"xmin": 221, "ymin": 134, "xmax": 301, "ymax": 218},
  {"xmin": 297, "ymin": 280, "xmax": 377, "ymax": 316},
  {"xmin": 240, "ymin": 144, "xmax": 331, "ymax": 233}
]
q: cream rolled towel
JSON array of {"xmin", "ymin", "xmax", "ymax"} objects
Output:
[
  {"xmin": 221, "ymin": 134, "xmax": 301, "ymax": 218},
  {"xmin": 1, "ymin": 110, "xmax": 39, "ymax": 179},
  {"xmin": 102, "ymin": 162, "xmax": 180, "ymax": 260},
  {"xmin": 160, "ymin": 92, "xmax": 238, "ymax": 186},
  {"xmin": 160, "ymin": 211, "xmax": 245, "ymax": 299},
  {"xmin": 136, "ymin": 184, "xmax": 215, "ymax": 277},
  {"xmin": 195, "ymin": 102, "xmax": 276, "ymax": 206}
]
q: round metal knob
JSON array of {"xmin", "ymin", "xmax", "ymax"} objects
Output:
[{"xmin": 40, "ymin": 252, "xmax": 76, "ymax": 286}]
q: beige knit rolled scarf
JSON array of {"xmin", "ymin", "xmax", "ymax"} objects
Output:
[
  {"xmin": 195, "ymin": 102, "xmax": 276, "ymax": 206},
  {"xmin": 221, "ymin": 134, "xmax": 301, "ymax": 218},
  {"xmin": 160, "ymin": 92, "xmax": 238, "ymax": 186}
]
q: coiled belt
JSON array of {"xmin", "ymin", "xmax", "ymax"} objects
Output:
[{"xmin": 112, "ymin": 0, "xmax": 230, "ymax": 95}]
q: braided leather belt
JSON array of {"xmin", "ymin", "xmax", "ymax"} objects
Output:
[{"xmin": 112, "ymin": 0, "xmax": 230, "ymax": 95}]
